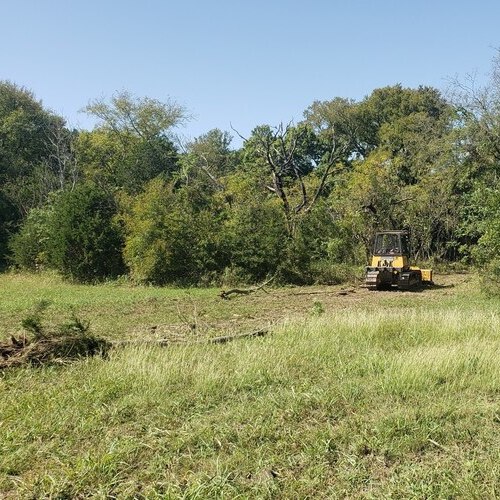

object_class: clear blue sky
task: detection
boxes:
[1,0,498,147]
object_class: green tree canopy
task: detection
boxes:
[0,81,74,266]
[80,91,189,192]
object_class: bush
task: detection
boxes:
[47,184,125,282]
[309,260,362,285]
[0,191,19,269]
[277,204,365,285]
[224,200,287,283]
[471,189,500,294]
[9,205,53,270]
[123,179,228,285]
[480,259,500,296]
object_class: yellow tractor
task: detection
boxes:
[365,230,433,290]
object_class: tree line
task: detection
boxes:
[1,52,499,287]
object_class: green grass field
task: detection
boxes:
[1,272,499,498]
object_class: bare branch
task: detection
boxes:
[230,122,248,142]
[198,153,225,191]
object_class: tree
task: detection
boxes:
[0,81,73,213]
[450,51,500,176]
[307,85,458,259]
[473,186,500,289]
[178,129,236,190]
[0,191,18,267]
[304,97,371,159]
[306,85,453,177]
[219,172,287,282]
[0,81,58,179]
[242,123,346,237]
[122,178,228,285]
[451,50,500,283]
[47,184,125,282]
[82,91,187,191]
[9,203,54,270]
[75,129,178,193]
[84,91,188,141]
[0,81,75,266]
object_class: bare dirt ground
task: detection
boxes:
[127,273,471,343]
[0,272,473,347]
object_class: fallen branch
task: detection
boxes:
[114,328,269,348]
[219,274,276,300]
[207,328,268,344]
[287,288,356,297]
[287,290,330,296]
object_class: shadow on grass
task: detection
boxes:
[368,282,453,293]
[427,282,455,290]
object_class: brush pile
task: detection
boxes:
[0,301,110,370]
[0,332,110,370]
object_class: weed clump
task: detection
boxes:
[0,301,110,370]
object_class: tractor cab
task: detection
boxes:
[371,230,410,269]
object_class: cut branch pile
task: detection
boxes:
[0,333,111,370]
[1,299,270,371]
[1,328,269,370]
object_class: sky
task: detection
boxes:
[1,0,499,147]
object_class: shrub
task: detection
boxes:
[224,200,287,283]
[123,179,228,285]
[9,205,53,270]
[0,191,19,268]
[471,188,500,294]
[47,184,125,282]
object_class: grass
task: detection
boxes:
[0,272,499,498]
[0,272,217,342]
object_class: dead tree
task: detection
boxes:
[235,122,347,237]
[45,123,79,191]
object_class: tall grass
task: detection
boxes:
[1,306,499,498]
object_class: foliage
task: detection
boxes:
[0,82,60,179]
[0,81,74,214]
[223,190,287,282]
[2,61,500,284]
[80,91,187,193]
[181,128,237,182]
[123,178,227,284]
[242,123,346,239]
[470,186,500,294]
[84,90,188,139]
[0,82,74,267]
[9,203,54,270]
[450,50,500,286]
[0,191,18,268]
[308,85,460,262]
[20,299,52,339]
[304,96,372,159]
[76,127,179,194]
[47,184,125,282]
